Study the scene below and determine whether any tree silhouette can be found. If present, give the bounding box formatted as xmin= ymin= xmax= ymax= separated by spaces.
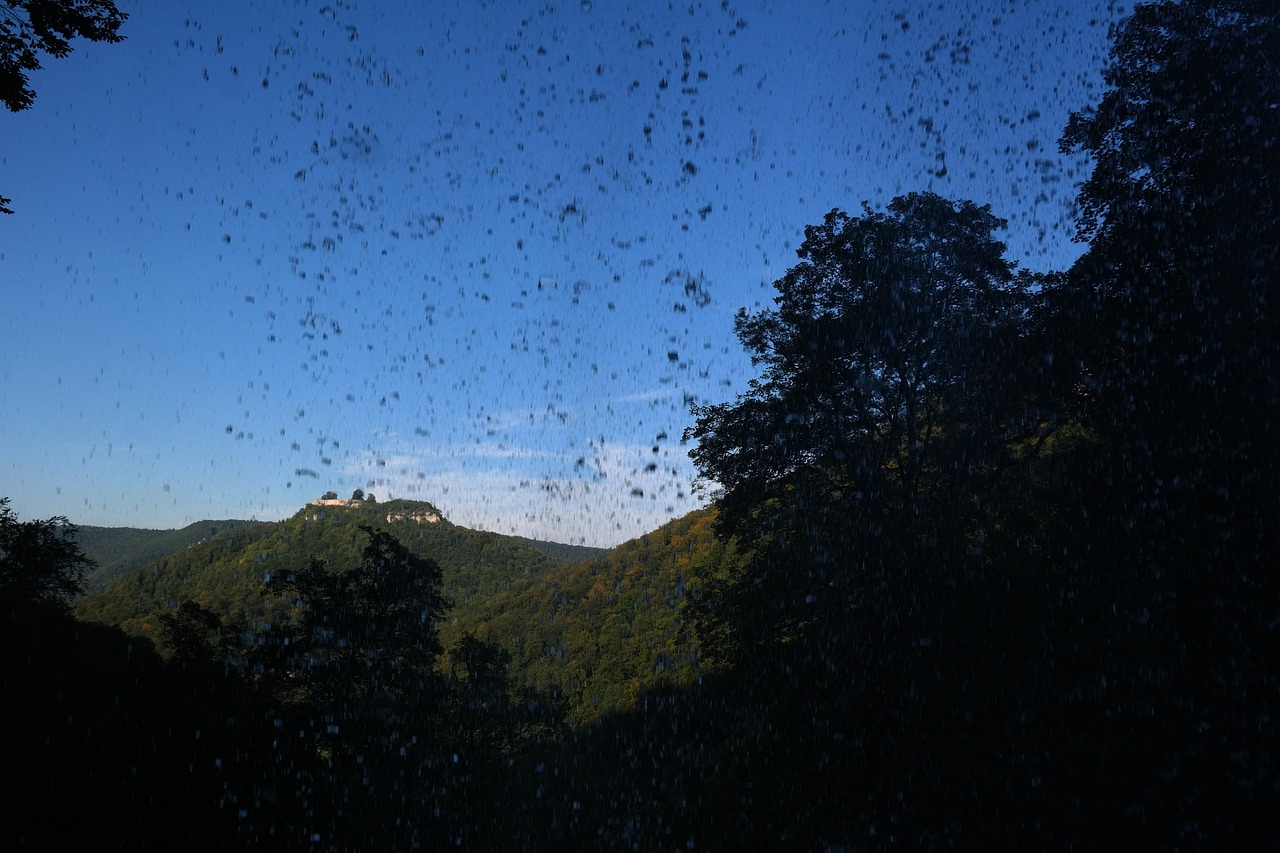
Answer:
xmin=0 ymin=496 xmax=93 ymax=612
xmin=261 ymin=525 xmax=446 ymax=713
xmin=1 ymin=0 xmax=128 ymax=213
xmin=156 ymin=600 xmax=237 ymax=669
xmin=256 ymin=525 xmax=450 ymax=847
xmin=686 ymin=193 xmax=1028 ymax=656
xmin=0 ymin=0 xmax=126 ymax=111
xmin=1059 ymin=0 xmax=1279 ymax=509
xmin=1043 ymin=0 xmax=1280 ymax=844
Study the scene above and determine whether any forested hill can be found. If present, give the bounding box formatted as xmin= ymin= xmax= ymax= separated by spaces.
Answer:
xmin=73 ymin=510 xmax=604 ymax=593
xmin=456 ymin=506 xmax=742 ymax=724
xmin=74 ymin=498 xmax=739 ymax=724
xmin=75 ymin=519 xmax=260 ymax=592
xmin=76 ymin=498 xmax=553 ymax=641
xmin=503 ymin=534 xmax=607 ymax=564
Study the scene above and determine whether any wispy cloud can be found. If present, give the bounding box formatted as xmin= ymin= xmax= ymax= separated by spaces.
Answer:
xmin=610 ymin=387 xmax=684 ymax=405
xmin=471 ymin=403 xmax=578 ymax=434
xmin=343 ymin=434 xmax=705 ymax=548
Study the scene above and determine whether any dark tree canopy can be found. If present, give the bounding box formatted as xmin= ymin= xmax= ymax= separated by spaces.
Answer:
xmin=968 ymin=5 xmax=1280 ymax=845
xmin=253 ymin=525 xmax=450 ymax=848
xmin=156 ymin=600 xmax=236 ymax=668
xmin=1 ymin=0 xmax=126 ymax=213
xmin=4 ymin=2 xmax=1276 ymax=849
xmin=0 ymin=0 xmax=127 ymax=112
xmin=1062 ymin=0 xmax=1278 ymax=249
xmin=1056 ymin=0 xmax=1280 ymax=610
xmin=685 ymin=192 xmax=1030 ymax=652
xmin=0 ymin=496 xmax=94 ymax=612
xmin=258 ymin=524 xmax=447 ymax=717
xmin=679 ymin=15 xmax=1280 ymax=828
xmin=688 ymin=193 xmax=1025 ymax=535
xmin=1059 ymin=0 xmax=1280 ymax=472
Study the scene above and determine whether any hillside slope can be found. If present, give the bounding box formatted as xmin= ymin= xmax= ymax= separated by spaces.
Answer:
xmin=74 ymin=519 xmax=258 ymax=592
xmin=76 ymin=500 xmax=741 ymax=724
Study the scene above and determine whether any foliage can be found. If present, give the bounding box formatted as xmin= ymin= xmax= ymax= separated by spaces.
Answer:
xmin=74 ymin=518 xmax=256 ymax=591
xmin=74 ymin=498 xmax=724 ymax=726
xmin=0 ymin=0 xmax=127 ymax=213
xmin=1059 ymin=0 xmax=1279 ymax=491
xmin=440 ymin=633 xmax=565 ymax=759
xmin=16 ymin=3 xmax=1278 ymax=844
xmin=466 ymin=506 xmax=741 ymax=725
xmin=0 ymin=496 xmax=94 ymax=612
xmin=686 ymin=192 xmax=1032 ymax=658
xmin=155 ymin=599 xmax=239 ymax=668
xmin=0 ymin=0 xmax=127 ymax=111
xmin=257 ymin=524 xmax=447 ymax=713
xmin=505 ymin=533 xmax=606 ymax=564
xmin=78 ymin=500 xmax=443 ymax=634
xmin=1 ymin=503 xmax=271 ymax=850
xmin=669 ymin=3 xmax=1279 ymax=847
xmin=74 ymin=519 xmax=278 ymax=635
xmin=247 ymin=526 xmax=453 ymax=848
xmin=1037 ymin=1 xmax=1280 ymax=844
xmin=3 ymin=610 xmax=253 ymax=848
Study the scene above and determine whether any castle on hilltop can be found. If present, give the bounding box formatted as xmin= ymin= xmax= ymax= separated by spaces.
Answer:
xmin=307 ymin=497 xmax=442 ymax=524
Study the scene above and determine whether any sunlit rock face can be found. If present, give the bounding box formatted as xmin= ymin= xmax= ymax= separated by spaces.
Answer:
xmin=305 ymin=498 xmax=442 ymax=523
xmin=384 ymin=509 xmax=442 ymax=524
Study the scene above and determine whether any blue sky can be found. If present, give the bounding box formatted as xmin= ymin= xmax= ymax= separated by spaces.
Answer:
xmin=1 ymin=0 xmax=1119 ymax=546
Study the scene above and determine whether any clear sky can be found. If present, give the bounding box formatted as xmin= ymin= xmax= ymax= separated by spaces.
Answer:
xmin=1 ymin=0 xmax=1120 ymax=547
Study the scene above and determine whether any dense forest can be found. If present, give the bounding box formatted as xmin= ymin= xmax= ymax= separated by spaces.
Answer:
xmin=3 ymin=0 xmax=1277 ymax=848
xmin=71 ymin=497 xmax=721 ymax=727
xmin=75 ymin=518 xmax=260 ymax=591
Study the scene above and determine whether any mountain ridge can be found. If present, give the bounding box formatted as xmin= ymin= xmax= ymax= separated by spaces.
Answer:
xmin=75 ymin=497 xmax=608 ymax=590
xmin=73 ymin=498 xmax=738 ymax=724
xmin=74 ymin=518 xmax=262 ymax=592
